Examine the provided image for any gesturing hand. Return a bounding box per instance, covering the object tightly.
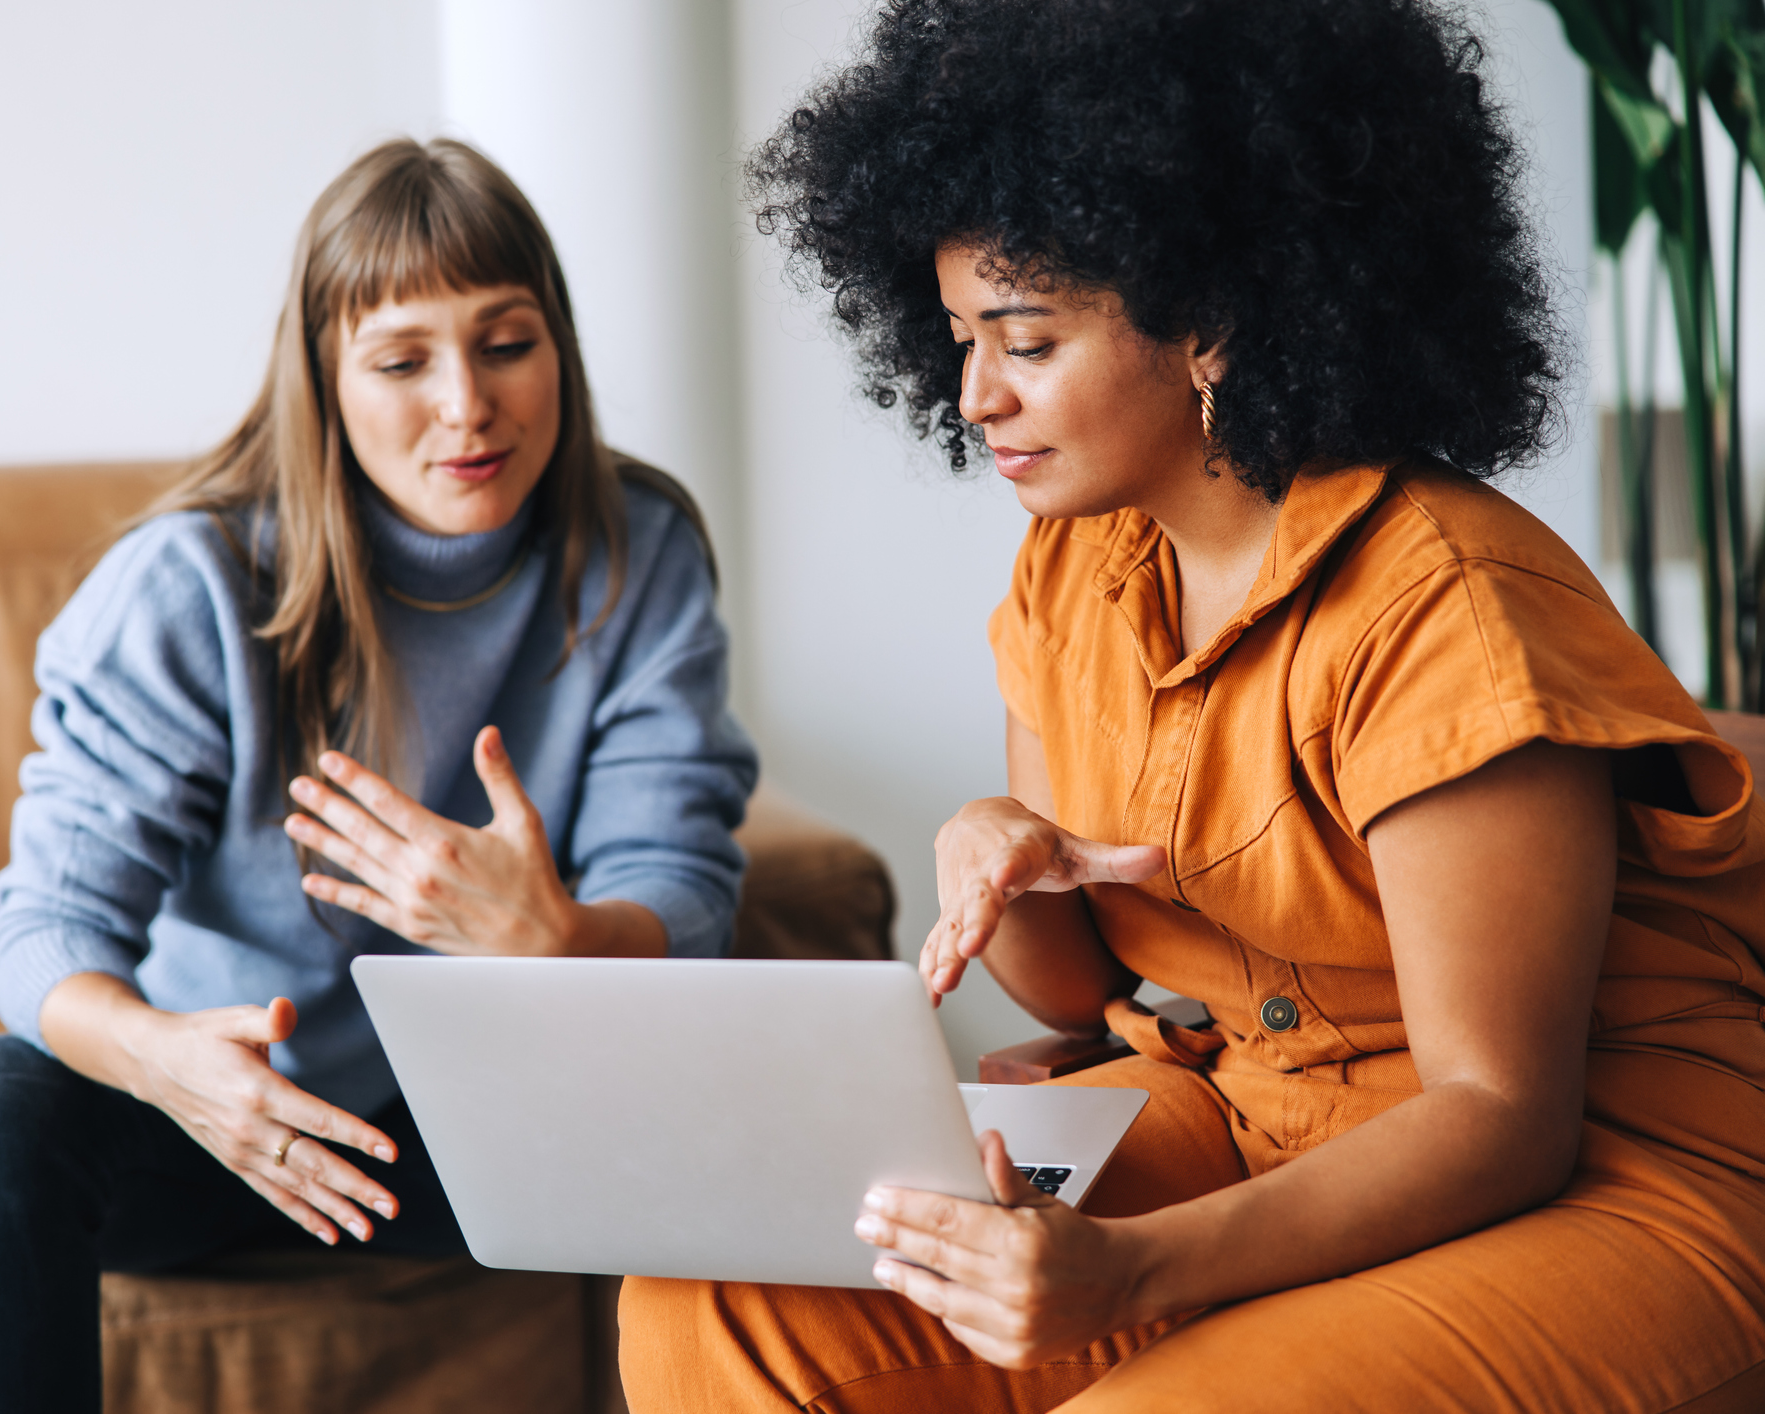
[284,725,577,957]
[921,797,1164,1003]
[129,994,399,1246]
[856,1130,1148,1368]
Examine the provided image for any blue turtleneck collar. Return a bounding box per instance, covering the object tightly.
[357,484,537,604]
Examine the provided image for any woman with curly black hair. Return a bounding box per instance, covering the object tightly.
[620,0,1765,1408]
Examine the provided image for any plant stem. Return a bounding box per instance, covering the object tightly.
[1613,243,1661,647]
[1672,0,1725,705]
[1728,153,1753,707]
[1641,246,1662,639]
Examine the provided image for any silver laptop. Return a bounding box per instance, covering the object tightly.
[351,956,1146,1288]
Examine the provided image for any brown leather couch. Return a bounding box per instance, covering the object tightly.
[0,461,896,1414]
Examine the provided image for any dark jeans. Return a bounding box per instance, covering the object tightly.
[0,1035,467,1414]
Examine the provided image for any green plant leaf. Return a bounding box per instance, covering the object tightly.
[1654,0,1756,67]
[1708,29,1765,179]
[1540,0,1657,98]
[1648,125,1687,235]
[1596,81,1654,248]
[1706,39,1753,171]
[1599,73,1678,165]
[1696,0,1753,64]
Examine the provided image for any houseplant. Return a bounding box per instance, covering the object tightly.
[1541,0,1765,706]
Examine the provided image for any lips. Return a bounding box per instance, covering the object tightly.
[990,445,1052,479]
[439,451,511,483]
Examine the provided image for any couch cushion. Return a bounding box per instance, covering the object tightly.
[102,1252,588,1414]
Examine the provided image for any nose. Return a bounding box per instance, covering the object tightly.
[436,351,495,431]
[957,345,1020,426]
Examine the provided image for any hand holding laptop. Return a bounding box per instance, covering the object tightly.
[353,956,1147,1289]
[855,1126,1148,1368]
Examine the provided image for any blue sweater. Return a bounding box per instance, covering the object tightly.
[0,479,757,1115]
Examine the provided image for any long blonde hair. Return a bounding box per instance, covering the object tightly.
[151,138,654,790]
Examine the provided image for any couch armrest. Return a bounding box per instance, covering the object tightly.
[977,994,1211,1084]
[730,783,895,962]
[0,461,185,874]
[977,1032,1134,1084]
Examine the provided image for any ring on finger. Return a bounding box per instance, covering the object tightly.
[273,1131,301,1167]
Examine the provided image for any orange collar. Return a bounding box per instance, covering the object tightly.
[1089,461,1394,689]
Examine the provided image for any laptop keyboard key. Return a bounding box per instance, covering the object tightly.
[1032,1167,1072,1186]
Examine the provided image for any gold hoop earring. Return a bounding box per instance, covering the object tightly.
[1198,380,1218,442]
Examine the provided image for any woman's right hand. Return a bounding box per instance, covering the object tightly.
[920,797,1165,1004]
[41,975,399,1246]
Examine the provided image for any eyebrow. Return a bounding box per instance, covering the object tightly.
[472,294,542,323]
[354,294,543,341]
[943,303,1057,322]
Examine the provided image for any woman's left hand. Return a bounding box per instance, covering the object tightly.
[285,725,621,957]
[855,1130,1149,1368]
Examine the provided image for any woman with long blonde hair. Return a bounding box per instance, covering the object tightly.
[0,137,755,1412]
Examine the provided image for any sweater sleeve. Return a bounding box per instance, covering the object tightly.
[0,517,238,1046]
[565,498,758,958]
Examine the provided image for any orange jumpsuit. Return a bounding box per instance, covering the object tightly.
[621,461,1765,1412]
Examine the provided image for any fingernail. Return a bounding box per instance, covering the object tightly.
[854,1214,883,1241]
[319,1228,337,1246]
[346,1220,367,1241]
[862,1189,886,1211]
[873,1260,895,1286]
[374,1200,395,1219]
[375,1145,396,1162]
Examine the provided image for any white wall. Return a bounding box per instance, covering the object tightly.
[438,0,749,613]
[1479,0,1598,567]
[0,1,440,461]
[0,0,1691,1077]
